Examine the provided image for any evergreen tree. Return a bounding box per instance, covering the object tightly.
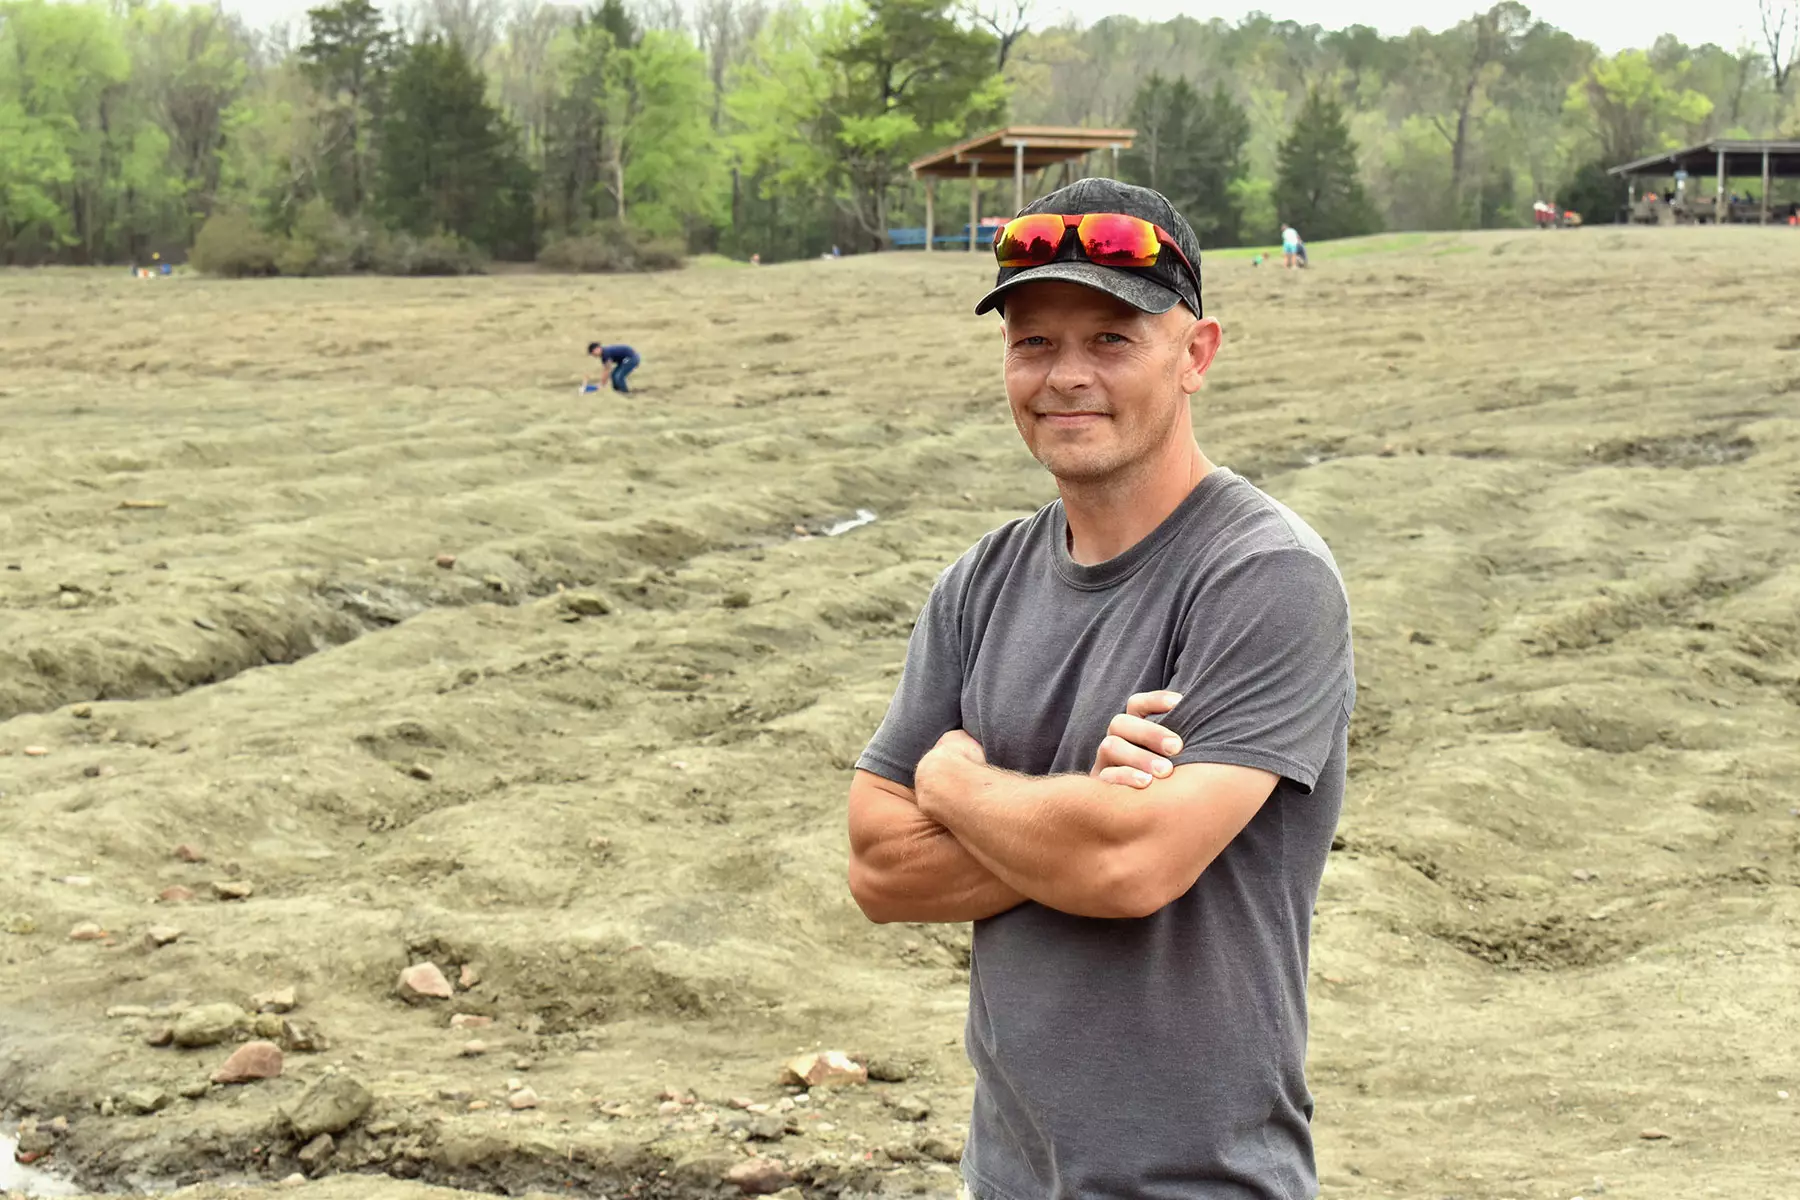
[1275,88,1378,241]
[376,37,537,256]
[1119,75,1250,246]
[299,0,396,213]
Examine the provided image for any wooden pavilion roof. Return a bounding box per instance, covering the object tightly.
[1609,139,1800,179]
[909,125,1136,180]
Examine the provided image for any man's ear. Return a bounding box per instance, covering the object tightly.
[1181,318,1223,393]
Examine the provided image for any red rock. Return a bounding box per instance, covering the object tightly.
[779,1050,867,1088]
[68,922,106,941]
[213,1040,284,1084]
[724,1158,792,1194]
[508,1087,539,1110]
[174,844,207,863]
[435,554,457,569]
[728,1096,756,1110]
[145,1026,174,1047]
[448,1013,491,1029]
[23,746,48,757]
[159,885,196,903]
[458,963,481,989]
[397,962,453,1002]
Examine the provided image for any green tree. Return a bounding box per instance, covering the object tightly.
[376,37,536,255]
[1564,49,1714,166]
[299,0,397,212]
[596,30,726,236]
[1118,74,1251,245]
[1275,88,1377,240]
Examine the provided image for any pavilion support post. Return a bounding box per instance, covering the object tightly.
[1762,149,1771,224]
[1716,148,1725,222]
[969,160,979,253]
[1111,144,1119,178]
[1014,142,1025,212]
[924,178,935,252]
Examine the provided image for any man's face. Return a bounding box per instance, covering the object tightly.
[1001,282,1219,485]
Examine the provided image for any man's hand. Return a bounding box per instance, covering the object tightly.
[1091,690,1184,789]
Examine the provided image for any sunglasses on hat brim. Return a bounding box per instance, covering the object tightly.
[992,212,1201,304]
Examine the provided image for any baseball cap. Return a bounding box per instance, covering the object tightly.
[973,178,1204,318]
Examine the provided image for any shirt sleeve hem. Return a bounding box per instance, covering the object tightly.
[854,750,918,790]
[1169,745,1321,794]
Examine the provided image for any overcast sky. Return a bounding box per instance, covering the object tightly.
[223,0,1768,54]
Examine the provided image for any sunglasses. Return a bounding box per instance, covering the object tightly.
[992,212,1202,308]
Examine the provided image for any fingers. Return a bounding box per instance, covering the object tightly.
[1124,690,1183,719]
[1107,712,1184,758]
[1097,764,1155,789]
[1092,733,1174,782]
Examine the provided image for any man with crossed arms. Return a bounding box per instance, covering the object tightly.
[848,179,1355,1200]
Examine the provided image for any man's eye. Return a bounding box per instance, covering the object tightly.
[1097,332,1127,344]
[1014,336,1048,347]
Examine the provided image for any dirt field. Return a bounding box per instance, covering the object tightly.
[3,227,1798,1200]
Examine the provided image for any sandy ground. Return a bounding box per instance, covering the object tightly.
[2,228,1798,1200]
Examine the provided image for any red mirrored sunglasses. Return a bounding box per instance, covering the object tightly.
[992,212,1201,306]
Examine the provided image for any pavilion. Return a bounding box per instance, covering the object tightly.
[904,125,1136,252]
[1608,139,1800,225]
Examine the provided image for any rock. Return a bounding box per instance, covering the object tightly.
[145,1026,174,1047]
[174,844,207,863]
[22,746,49,757]
[68,922,107,941]
[178,1080,211,1099]
[59,591,80,608]
[508,1087,539,1110]
[407,763,434,781]
[15,1125,54,1155]
[1639,1128,1671,1140]
[297,1133,335,1169]
[449,1013,492,1029]
[143,925,182,947]
[657,1100,683,1116]
[253,986,297,1013]
[917,1134,964,1163]
[211,880,253,901]
[279,1019,328,1053]
[172,1003,245,1048]
[252,1014,285,1039]
[279,1173,307,1188]
[780,1050,867,1089]
[458,963,481,989]
[72,705,93,719]
[121,1088,170,1115]
[563,593,611,617]
[1571,868,1597,882]
[107,1005,152,1018]
[213,1040,283,1084]
[461,1041,487,1057]
[58,876,93,887]
[397,962,453,1002]
[724,1158,792,1194]
[746,1114,788,1141]
[864,1058,911,1083]
[883,1094,930,1122]
[159,886,196,903]
[283,1074,374,1138]
[435,554,457,569]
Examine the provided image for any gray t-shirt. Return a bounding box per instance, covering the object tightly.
[857,468,1354,1200]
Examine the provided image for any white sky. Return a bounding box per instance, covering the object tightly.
[223,0,1767,54]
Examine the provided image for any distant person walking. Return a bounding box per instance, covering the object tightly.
[1281,222,1307,268]
[586,342,640,394]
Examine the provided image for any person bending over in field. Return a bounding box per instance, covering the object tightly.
[586,342,640,394]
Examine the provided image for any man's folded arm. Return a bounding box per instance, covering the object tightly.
[847,769,1028,925]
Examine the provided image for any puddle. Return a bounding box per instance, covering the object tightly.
[821,508,877,537]
[1,1134,80,1196]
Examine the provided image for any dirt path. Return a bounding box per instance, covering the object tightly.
[3,228,1797,1199]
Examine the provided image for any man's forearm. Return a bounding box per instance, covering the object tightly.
[916,755,1159,919]
[848,785,1027,924]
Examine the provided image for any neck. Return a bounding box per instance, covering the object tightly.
[1060,438,1214,566]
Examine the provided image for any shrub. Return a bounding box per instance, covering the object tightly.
[277,199,382,276]
[537,224,684,273]
[374,231,486,276]
[189,212,280,278]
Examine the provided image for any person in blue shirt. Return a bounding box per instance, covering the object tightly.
[586,342,640,393]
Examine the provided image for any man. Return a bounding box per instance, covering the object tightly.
[586,341,640,393]
[1281,221,1307,268]
[847,178,1354,1200]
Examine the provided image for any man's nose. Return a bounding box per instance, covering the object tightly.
[1043,348,1094,393]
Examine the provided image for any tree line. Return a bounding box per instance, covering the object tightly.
[1,0,1796,267]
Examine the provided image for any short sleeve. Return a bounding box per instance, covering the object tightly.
[1161,549,1352,793]
[855,562,969,790]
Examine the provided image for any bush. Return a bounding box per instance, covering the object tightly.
[373,231,487,276]
[189,211,280,278]
[538,224,684,273]
[276,199,382,276]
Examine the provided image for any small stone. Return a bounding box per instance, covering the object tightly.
[773,1097,795,1113]
[143,925,182,948]
[916,1133,964,1163]
[508,1087,539,1110]
[864,1058,911,1083]
[211,880,253,901]
[107,1005,152,1018]
[728,1096,757,1110]
[159,885,196,903]
[563,593,611,617]
[724,1157,792,1194]
[658,1100,683,1116]
[397,962,454,1002]
[72,705,93,719]
[459,963,481,989]
[145,1026,174,1047]
[435,554,457,569]
[279,1019,328,1053]
[467,1100,490,1111]
[121,1088,170,1115]
[780,1050,867,1088]
[1571,868,1597,882]
[252,1014,285,1039]
[68,922,107,941]
[448,1013,492,1029]
[22,746,49,757]
[883,1094,930,1122]
[746,1114,787,1141]
[280,1173,307,1188]
[193,617,218,631]
[174,844,207,863]
[297,1133,335,1169]
[178,1080,210,1099]
[172,1003,246,1048]
[82,765,102,777]
[213,1040,284,1084]
[366,1121,399,1136]
[512,1056,533,1071]
[59,591,80,608]
[461,1041,487,1057]
[253,986,297,1013]
[406,762,434,781]
[282,1073,374,1137]
[1639,1128,1670,1140]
